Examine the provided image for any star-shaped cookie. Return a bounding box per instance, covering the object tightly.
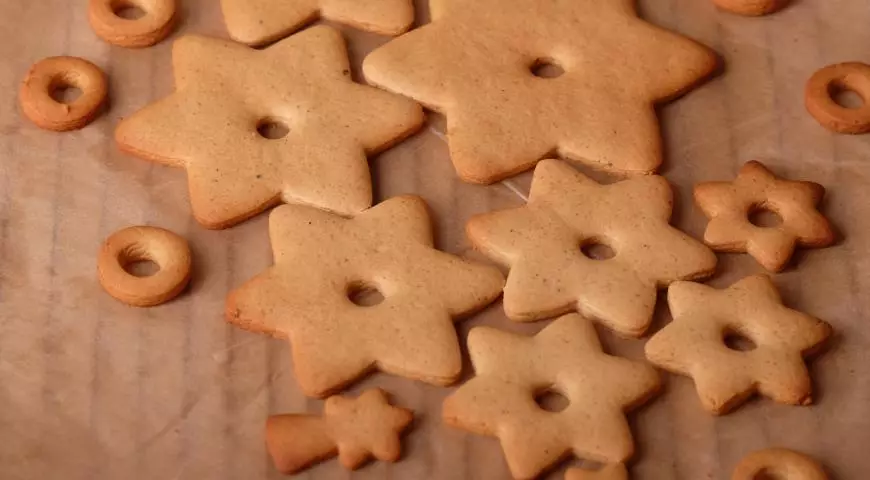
[644,275,832,415]
[220,0,415,46]
[694,161,835,272]
[565,464,628,480]
[115,26,423,229]
[466,159,717,337]
[266,388,413,474]
[226,195,506,397]
[363,0,717,183]
[443,314,661,480]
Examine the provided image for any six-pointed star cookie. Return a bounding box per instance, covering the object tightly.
[466,159,717,337]
[565,464,628,480]
[115,26,423,229]
[443,314,661,480]
[694,161,835,272]
[363,0,717,183]
[221,0,415,46]
[645,275,832,415]
[266,389,413,474]
[226,195,506,398]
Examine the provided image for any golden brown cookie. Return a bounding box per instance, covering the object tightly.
[97,226,192,307]
[645,275,831,415]
[88,0,177,48]
[226,196,505,398]
[266,389,413,474]
[466,159,716,338]
[363,0,716,183]
[221,0,415,46]
[19,56,108,132]
[566,464,629,480]
[805,62,870,134]
[712,0,789,16]
[732,448,828,480]
[442,314,661,480]
[115,26,423,229]
[694,161,835,272]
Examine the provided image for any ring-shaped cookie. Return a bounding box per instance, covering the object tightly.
[732,448,827,480]
[805,62,870,134]
[712,0,788,16]
[98,226,192,307]
[88,0,177,48]
[19,57,108,132]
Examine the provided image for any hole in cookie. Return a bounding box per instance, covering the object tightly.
[828,81,865,109]
[256,117,290,140]
[530,58,565,79]
[753,468,784,480]
[723,329,757,352]
[347,282,384,307]
[112,1,147,20]
[534,388,569,413]
[749,206,783,228]
[49,82,82,104]
[124,260,160,277]
[580,239,615,261]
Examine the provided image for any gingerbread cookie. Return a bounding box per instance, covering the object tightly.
[226,196,505,398]
[115,26,423,229]
[566,464,628,480]
[221,0,415,46]
[19,56,108,132]
[266,389,413,474]
[442,314,661,480]
[645,275,831,415]
[712,0,788,16]
[88,0,177,48]
[694,161,834,272]
[805,62,870,134]
[363,0,716,183]
[466,159,716,337]
[732,448,828,480]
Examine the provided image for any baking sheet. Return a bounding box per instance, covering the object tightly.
[1,0,870,478]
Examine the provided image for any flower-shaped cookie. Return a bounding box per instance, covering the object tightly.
[645,275,832,415]
[443,314,661,480]
[694,161,835,272]
[364,0,717,183]
[466,159,717,337]
[226,196,505,397]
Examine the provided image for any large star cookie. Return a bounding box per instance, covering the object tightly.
[226,195,506,397]
[115,26,423,229]
[363,0,716,183]
[220,0,415,46]
[645,275,832,415]
[466,159,717,337]
[443,314,661,480]
[694,161,835,272]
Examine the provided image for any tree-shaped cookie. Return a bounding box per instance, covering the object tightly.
[694,161,835,272]
[220,0,415,46]
[566,464,628,480]
[442,314,661,480]
[645,275,832,415]
[266,389,413,474]
[363,0,717,183]
[115,26,423,229]
[466,159,717,338]
[226,195,505,398]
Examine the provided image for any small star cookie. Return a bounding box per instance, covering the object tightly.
[645,275,832,415]
[466,159,717,337]
[115,26,423,229]
[363,0,717,183]
[442,314,661,480]
[694,161,835,272]
[220,0,415,46]
[566,464,629,480]
[226,195,506,398]
[266,388,413,474]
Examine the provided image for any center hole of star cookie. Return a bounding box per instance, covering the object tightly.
[256,117,290,140]
[534,388,569,413]
[828,81,865,109]
[580,239,615,261]
[119,244,160,278]
[112,1,147,20]
[530,58,565,79]
[723,328,757,352]
[749,205,783,228]
[347,281,385,307]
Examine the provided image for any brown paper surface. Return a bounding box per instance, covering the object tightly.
[1,1,869,479]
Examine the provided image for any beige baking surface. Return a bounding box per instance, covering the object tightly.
[1,1,869,479]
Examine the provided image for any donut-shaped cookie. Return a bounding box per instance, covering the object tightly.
[713,0,788,16]
[98,226,192,307]
[805,62,870,134]
[88,0,177,48]
[19,56,108,132]
[732,448,828,480]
